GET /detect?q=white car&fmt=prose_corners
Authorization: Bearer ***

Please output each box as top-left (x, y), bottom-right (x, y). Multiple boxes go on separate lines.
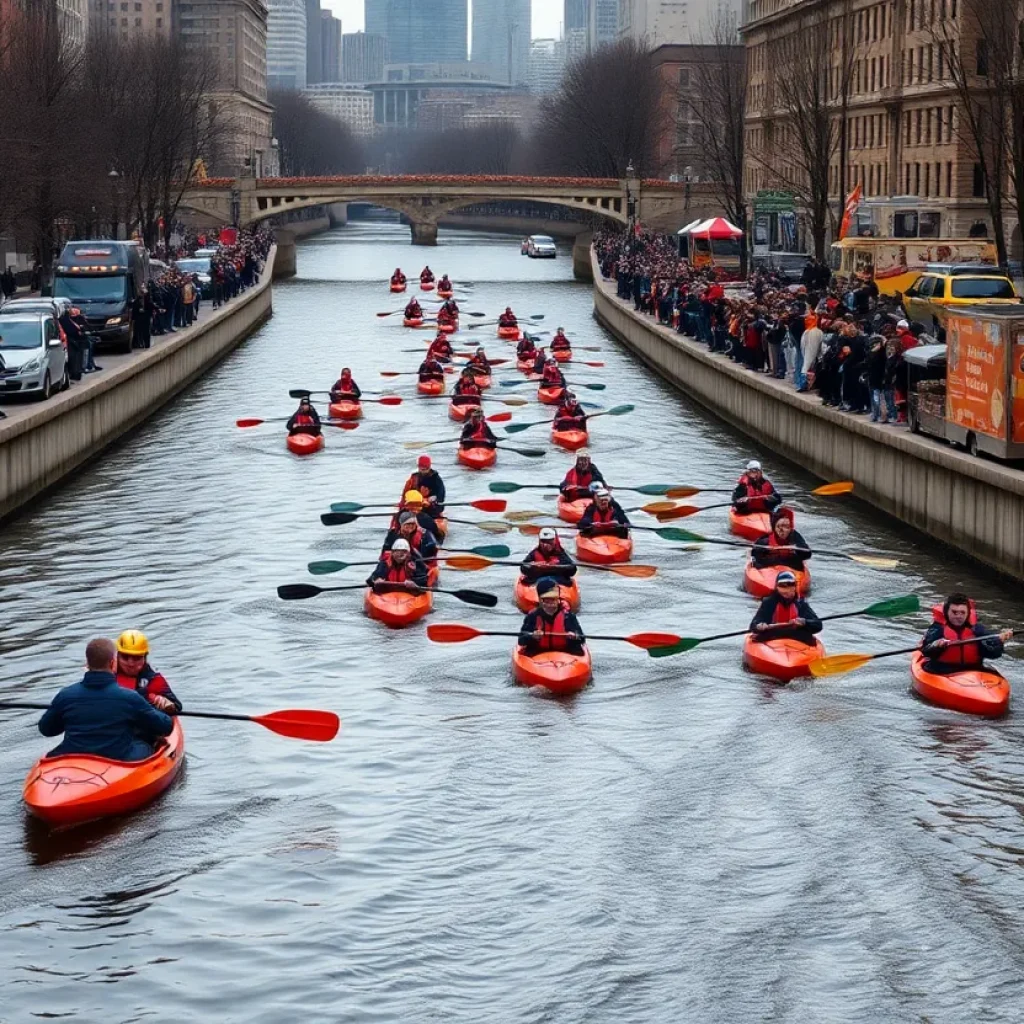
top-left (0, 311), bottom-right (69, 399)
top-left (526, 235), bottom-right (557, 259)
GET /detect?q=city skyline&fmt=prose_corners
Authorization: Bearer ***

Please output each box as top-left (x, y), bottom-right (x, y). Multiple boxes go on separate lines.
top-left (323, 0), bottom-right (561, 39)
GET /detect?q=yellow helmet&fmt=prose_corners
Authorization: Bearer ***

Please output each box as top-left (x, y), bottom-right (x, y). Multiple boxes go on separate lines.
top-left (404, 489), bottom-right (425, 505)
top-left (116, 630), bottom-right (149, 656)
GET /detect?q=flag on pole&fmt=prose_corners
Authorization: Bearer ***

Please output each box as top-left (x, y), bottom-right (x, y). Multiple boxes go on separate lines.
top-left (839, 184), bottom-right (863, 241)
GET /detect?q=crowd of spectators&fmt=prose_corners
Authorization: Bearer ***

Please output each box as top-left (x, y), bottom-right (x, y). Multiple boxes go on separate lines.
top-left (594, 227), bottom-right (926, 425)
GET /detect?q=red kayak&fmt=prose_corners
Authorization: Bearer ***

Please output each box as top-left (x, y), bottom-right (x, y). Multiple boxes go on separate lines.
top-left (512, 646), bottom-right (592, 696)
top-left (287, 433), bottom-right (324, 456)
top-left (729, 507), bottom-right (771, 541)
top-left (910, 652), bottom-right (1010, 717)
top-left (514, 575), bottom-right (581, 613)
top-left (743, 635), bottom-right (825, 683)
top-left (458, 445), bottom-right (497, 469)
top-left (417, 378), bottom-right (445, 396)
top-left (23, 720), bottom-right (185, 826)
top-left (473, 374), bottom-right (492, 390)
top-left (551, 427), bottom-right (588, 451)
top-left (552, 349), bottom-right (572, 362)
top-left (329, 399), bottom-right (362, 420)
top-left (557, 496), bottom-right (590, 523)
top-left (516, 358), bottom-right (534, 373)
top-left (538, 385), bottom-right (564, 405)
top-left (420, 280), bottom-right (435, 291)
top-left (576, 532), bottom-right (632, 564)
top-left (437, 288), bottom-right (454, 299)
top-left (498, 325), bottom-right (520, 340)
top-left (365, 587), bottom-right (433, 628)
top-left (403, 317), bottom-right (424, 328)
top-left (438, 321), bottom-right (457, 334)
top-left (390, 282), bottom-right (407, 293)
top-left (448, 400), bottom-right (481, 421)
top-left (743, 561), bottom-right (811, 599)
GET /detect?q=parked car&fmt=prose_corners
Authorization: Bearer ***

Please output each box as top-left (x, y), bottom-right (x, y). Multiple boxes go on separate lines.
top-left (174, 257), bottom-right (213, 298)
top-left (0, 296), bottom-right (72, 318)
top-left (526, 235), bottom-right (557, 259)
top-left (898, 264), bottom-right (1020, 339)
top-left (0, 311), bottom-right (69, 399)
top-left (193, 248), bottom-right (219, 259)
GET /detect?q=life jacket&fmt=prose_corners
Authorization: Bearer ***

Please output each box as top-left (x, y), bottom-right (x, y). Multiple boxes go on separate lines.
top-left (738, 474), bottom-right (775, 512)
top-left (465, 420), bottom-right (490, 441)
top-left (427, 344), bottom-right (450, 361)
top-left (536, 602), bottom-right (570, 651)
top-left (563, 467), bottom-right (596, 490)
top-left (551, 334), bottom-right (571, 351)
top-left (468, 358), bottom-right (489, 373)
top-left (517, 340), bottom-right (536, 358)
top-left (528, 544), bottom-right (565, 565)
top-left (557, 402), bottom-right (583, 420)
top-left (381, 552), bottom-right (417, 582)
top-left (931, 601), bottom-right (981, 666)
top-left (499, 314), bottom-right (517, 327)
top-left (454, 378), bottom-right (481, 396)
top-left (419, 362), bottom-right (443, 379)
top-left (771, 598), bottom-right (800, 624)
top-left (438, 309), bottom-right (455, 324)
top-left (588, 503), bottom-right (616, 524)
top-left (405, 305), bottom-right (421, 317)
top-left (116, 664), bottom-right (165, 698)
top-left (541, 366), bottom-right (563, 385)
top-left (293, 412), bottom-right (315, 427)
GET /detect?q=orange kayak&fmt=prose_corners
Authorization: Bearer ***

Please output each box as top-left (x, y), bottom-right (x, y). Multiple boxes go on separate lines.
top-left (437, 288), bottom-right (454, 299)
top-left (552, 348), bottom-right (572, 362)
top-left (538, 385), bottom-right (564, 405)
top-left (286, 433), bottom-right (324, 456)
top-left (420, 280), bottom-right (435, 291)
top-left (329, 399), bottom-right (362, 420)
top-left (438, 320), bottom-right (457, 333)
top-left (743, 635), bottom-right (824, 682)
top-left (458, 445), bottom-right (496, 469)
top-left (910, 652), bottom-right (1010, 717)
top-left (558, 496), bottom-right (590, 523)
top-left (390, 282), bottom-right (407, 293)
top-left (743, 561), bottom-right (811, 599)
top-left (417, 378), bottom-right (445, 396)
top-left (364, 586), bottom-right (433, 628)
top-left (729, 507), bottom-right (771, 541)
top-left (551, 427), bottom-right (588, 451)
top-left (430, 518), bottom-right (448, 542)
top-left (498, 325), bottom-right (520, 340)
top-left (403, 317), bottom-right (423, 328)
top-left (516, 358), bottom-right (534, 373)
top-left (576, 532), bottom-right (632, 564)
top-left (512, 646), bottom-right (592, 696)
top-left (23, 720), bottom-right (185, 826)
top-left (514, 575), bottom-right (581, 613)
top-left (473, 374), bottom-right (492, 390)
top-left (448, 399), bottom-right (480, 421)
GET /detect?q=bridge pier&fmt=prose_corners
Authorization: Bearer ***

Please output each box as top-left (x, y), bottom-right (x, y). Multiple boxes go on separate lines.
top-left (410, 220), bottom-right (438, 246)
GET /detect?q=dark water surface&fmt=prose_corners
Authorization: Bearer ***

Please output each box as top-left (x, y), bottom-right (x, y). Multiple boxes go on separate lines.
top-left (2, 224), bottom-right (1023, 1023)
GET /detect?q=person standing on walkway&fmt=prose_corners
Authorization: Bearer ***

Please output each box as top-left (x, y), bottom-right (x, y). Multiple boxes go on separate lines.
top-left (797, 316), bottom-right (823, 393)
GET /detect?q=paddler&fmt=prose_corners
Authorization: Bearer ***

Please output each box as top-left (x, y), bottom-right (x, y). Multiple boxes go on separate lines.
top-left (920, 593), bottom-right (1013, 674)
top-left (393, 490), bottom-right (443, 538)
top-left (426, 333), bottom-right (454, 363)
top-left (550, 327), bottom-right (571, 353)
top-left (438, 274), bottom-right (453, 292)
top-left (452, 366), bottom-right (483, 406)
top-left (417, 355), bottom-right (446, 383)
top-left (749, 571), bottom-right (822, 646)
top-left (402, 455), bottom-right (446, 515)
top-left (553, 390), bottom-right (587, 431)
top-left (391, 268), bottom-right (407, 285)
top-left (531, 347), bottom-right (549, 374)
top-left (115, 631), bottom-right (182, 713)
top-left (540, 357), bottom-right (567, 389)
top-left (517, 335), bottom-right (537, 362)
top-left (437, 304), bottom-right (457, 330)
top-left (441, 297), bottom-right (460, 317)
top-left (466, 346), bottom-right (491, 375)
top-left (420, 265), bottom-right (435, 283)
top-left (460, 406), bottom-right (498, 449)
top-left (498, 307), bottom-right (518, 328)
top-left (578, 486), bottom-right (630, 536)
top-left (732, 459), bottom-right (781, 514)
top-left (381, 509), bottom-right (439, 564)
top-left (517, 577), bottom-right (586, 656)
top-left (751, 507), bottom-right (811, 571)
top-left (404, 297), bottom-right (423, 319)
top-left (330, 367), bottom-right (361, 400)
top-left (367, 538), bottom-right (429, 591)
top-left (520, 527), bottom-right (577, 583)
top-left (287, 397), bottom-right (322, 437)
top-left (37, 637), bottom-right (174, 762)
top-left (559, 449), bottom-right (606, 501)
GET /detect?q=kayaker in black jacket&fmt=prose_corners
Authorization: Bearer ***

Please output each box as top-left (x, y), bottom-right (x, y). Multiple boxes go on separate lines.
top-left (287, 398), bottom-right (322, 436)
top-left (460, 408), bottom-right (498, 449)
top-left (921, 593), bottom-right (1013, 674)
top-left (732, 459), bottom-right (781, 514)
top-left (381, 511), bottom-right (439, 563)
top-left (751, 507), bottom-right (811, 570)
top-left (402, 456), bottom-right (446, 514)
top-left (330, 368), bottom-right (361, 400)
top-left (749, 572), bottom-right (822, 647)
top-left (578, 488), bottom-right (630, 536)
top-left (518, 577), bottom-right (586, 656)
top-left (520, 528), bottom-right (577, 582)
top-left (367, 539), bottom-right (429, 590)
top-left (559, 450), bottom-right (605, 501)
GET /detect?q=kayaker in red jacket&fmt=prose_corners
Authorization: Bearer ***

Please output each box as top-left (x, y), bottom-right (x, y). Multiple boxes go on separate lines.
top-left (751, 507), bottom-right (811, 570)
top-left (441, 297), bottom-right (460, 317)
top-left (418, 357), bottom-right (445, 382)
top-left (541, 359), bottom-right (566, 388)
top-left (921, 594), bottom-right (1013, 674)
top-left (551, 328), bottom-right (571, 352)
top-left (404, 298), bottom-right (423, 319)
top-left (391, 268), bottom-right (407, 285)
top-left (402, 456), bottom-right (446, 514)
top-left (466, 347), bottom-right (491, 374)
top-left (460, 407), bottom-right (498, 448)
top-left (330, 367), bottom-right (361, 400)
top-left (437, 307), bottom-right (456, 328)
top-left (578, 487), bottom-right (630, 536)
top-left (287, 398), bottom-right (322, 436)
top-left (517, 335), bottom-right (537, 361)
top-left (420, 266), bottom-right (435, 283)
top-left (553, 391), bottom-right (587, 431)
top-left (560, 450), bottom-right (606, 501)
top-left (749, 572), bottom-right (822, 646)
top-left (439, 274), bottom-right (452, 290)
top-left (381, 511), bottom-right (439, 564)
top-left (452, 367), bottom-right (483, 406)
top-left (427, 335), bottom-right (453, 363)
top-left (367, 539), bottom-right (429, 590)
top-left (115, 631), bottom-right (182, 713)
top-left (521, 528), bottom-right (577, 583)
top-left (731, 459), bottom-right (781, 514)
top-left (499, 307), bottom-right (518, 328)
top-left (518, 577), bottom-right (586, 656)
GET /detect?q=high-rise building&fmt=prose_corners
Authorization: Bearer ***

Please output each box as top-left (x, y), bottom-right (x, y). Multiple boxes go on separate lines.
top-left (88, 0), bottom-right (170, 39)
top-left (528, 38), bottom-right (565, 95)
top-left (619, 0), bottom-right (742, 45)
top-left (588, 0), bottom-right (618, 50)
top-left (471, 0), bottom-right (529, 86)
top-left (564, 0), bottom-right (588, 32)
top-left (342, 30), bottom-right (386, 83)
top-left (320, 10), bottom-right (341, 81)
top-left (267, 0), bottom-right (306, 89)
top-left (56, 0), bottom-right (88, 44)
top-left (304, 0), bottom-right (321, 84)
top-left (302, 83), bottom-right (374, 134)
top-left (365, 0), bottom-right (466, 65)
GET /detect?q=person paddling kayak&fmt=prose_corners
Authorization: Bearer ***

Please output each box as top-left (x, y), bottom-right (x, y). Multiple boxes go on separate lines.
top-left (518, 577), bottom-right (586, 656)
top-left (404, 297), bottom-right (423, 319)
top-left (460, 407), bottom-right (498, 449)
top-left (579, 487), bottom-right (630, 536)
top-left (466, 347), bottom-right (491, 375)
top-left (287, 398), bottom-right (322, 437)
top-left (531, 348), bottom-right (549, 374)
top-left (437, 305), bottom-right (458, 330)
top-left (367, 538), bottom-right (429, 591)
top-left (417, 356), bottom-right (446, 383)
top-left (402, 455), bottom-right (446, 515)
top-left (749, 571), bottom-right (822, 646)
top-left (553, 391), bottom-right (587, 431)
top-left (391, 268), bottom-right (407, 286)
top-left (427, 334), bottom-right (454, 363)
top-left (521, 528), bottom-right (577, 582)
top-left (115, 631), bottom-right (181, 713)
top-left (420, 266), bottom-right (435, 284)
top-left (732, 459), bottom-right (781, 514)
top-left (751, 507), bottom-right (811, 570)
top-left (441, 297), bottom-right (460, 318)
top-left (438, 274), bottom-right (453, 292)
top-left (559, 450), bottom-right (606, 501)
top-left (37, 638), bottom-right (174, 762)
top-left (517, 335), bottom-right (537, 361)
top-left (382, 509), bottom-right (439, 563)
top-left (330, 367), bottom-right (361, 400)
top-left (921, 594), bottom-right (1013, 674)
top-left (540, 358), bottom-right (567, 388)
top-left (452, 367), bottom-right (483, 406)
top-left (498, 307), bottom-right (518, 328)
top-left (551, 328), bottom-right (571, 353)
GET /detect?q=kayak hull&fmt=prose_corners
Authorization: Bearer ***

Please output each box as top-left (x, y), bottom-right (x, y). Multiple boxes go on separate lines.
top-left (910, 652), bottom-right (1010, 717)
top-left (438, 321), bottom-right (457, 334)
top-left (431, 518), bottom-right (449, 542)
top-left (403, 317), bottom-right (424, 328)
top-left (558, 496), bottom-right (590, 523)
top-left (514, 575), bottom-right (581, 613)
top-left (576, 533), bottom-right (633, 564)
top-left (743, 635), bottom-right (825, 683)
top-left (437, 289), bottom-right (454, 299)
top-left (329, 400), bottom-right (362, 420)
top-left (420, 281), bottom-right (435, 291)
top-left (23, 720), bottom-right (185, 827)
top-left (552, 349), bottom-right (572, 362)
top-left (473, 374), bottom-right (492, 390)
top-left (552, 427), bottom-right (589, 451)
top-left (417, 379), bottom-right (445, 396)
top-left (512, 646), bottom-right (592, 696)
top-left (538, 385), bottom-right (564, 405)
top-left (448, 400), bottom-right (480, 421)
top-left (729, 508), bottom-right (772, 542)
top-left (498, 326), bottom-right (520, 340)
top-left (743, 561), bottom-right (811, 599)
top-left (287, 433), bottom-right (324, 456)
top-left (458, 445), bottom-right (496, 470)
top-left (364, 588), bottom-right (433, 628)
top-left (390, 282), bottom-right (406, 293)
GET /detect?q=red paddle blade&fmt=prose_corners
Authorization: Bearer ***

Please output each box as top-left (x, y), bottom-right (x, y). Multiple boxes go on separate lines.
top-left (470, 498), bottom-right (507, 512)
top-left (252, 709), bottom-right (341, 741)
top-left (427, 623), bottom-right (482, 643)
top-left (486, 412), bottom-right (512, 422)
top-left (236, 418), bottom-right (264, 428)
top-left (627, 632), bottom-right (683, 649)
top-left (379, 395), bottom-right (403, 405)
top-left (583, 361), bottom-right (605, 367)
top-left (380, 371), bottom-right (401, 377)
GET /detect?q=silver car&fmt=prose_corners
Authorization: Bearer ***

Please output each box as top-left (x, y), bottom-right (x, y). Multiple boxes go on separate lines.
top-left (527, 235), bottom-right (557, 259)
top-left (0, 312), bottom-right (69, 399)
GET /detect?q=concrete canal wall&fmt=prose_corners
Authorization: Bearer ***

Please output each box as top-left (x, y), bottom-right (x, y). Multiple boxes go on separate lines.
top-left (591, 250), bottom-right (1024, 581)
top-left (0, 248), bottom-right (275, 522)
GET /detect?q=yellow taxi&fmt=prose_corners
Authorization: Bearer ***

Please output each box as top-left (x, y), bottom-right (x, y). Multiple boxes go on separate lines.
top-left (900, 264), bottom-right (1020, 336)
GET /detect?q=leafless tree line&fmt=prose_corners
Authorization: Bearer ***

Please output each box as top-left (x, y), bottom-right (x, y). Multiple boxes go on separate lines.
top-left (269, 90), bottom-right (364, 177)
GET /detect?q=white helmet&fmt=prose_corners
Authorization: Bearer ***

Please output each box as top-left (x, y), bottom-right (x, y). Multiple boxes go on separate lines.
top-left (746, 460), bottom-right (762, 471)
top-left (539, 527), bottom-right (557, 541)
top-left (392, 539), bottom-right (411, 552)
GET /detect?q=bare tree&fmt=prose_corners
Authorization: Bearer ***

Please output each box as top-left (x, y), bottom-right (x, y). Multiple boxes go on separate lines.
top-left (683, 8), bottom-right (748, 273)
top-left (271, 90), bottom-right (365, 177)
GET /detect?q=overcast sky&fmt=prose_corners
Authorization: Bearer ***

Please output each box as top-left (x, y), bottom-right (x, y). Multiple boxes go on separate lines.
top-left (323, 0), bottom-right (564, 40)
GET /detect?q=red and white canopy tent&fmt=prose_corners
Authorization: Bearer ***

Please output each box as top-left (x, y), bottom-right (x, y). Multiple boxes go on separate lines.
top-left (685, 217), bottom-right (744, 240)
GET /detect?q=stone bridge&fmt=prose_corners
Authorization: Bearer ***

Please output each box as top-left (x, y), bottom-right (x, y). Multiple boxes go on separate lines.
top-left (182, 174), bottom-right (720, 245)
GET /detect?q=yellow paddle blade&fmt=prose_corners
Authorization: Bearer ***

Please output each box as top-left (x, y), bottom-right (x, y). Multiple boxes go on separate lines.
top-left (813, 481), bottom-right (854, 496)
top-left (503, 510), bottom-right (548, 522)
top-left (848, 554), bottom-right (901, 570)
top-left (402, 441), bottom-right (433, 450)
top-left (607, 564), bottom-right (658, 578)
top-left (808, 652), bottom-right (874, 678)
top-left (640, 501), bottom-right (678, 514)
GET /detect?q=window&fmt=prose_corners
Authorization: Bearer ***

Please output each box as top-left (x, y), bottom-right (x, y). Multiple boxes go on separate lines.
top-left (931, 277), bottom-right (946, 298)
top-left (952, 279), bottom-right (1015, 299)
top-left (973, 163), bottom-right (986, 197)
top-left (977, 41), bottom-right (989, 76)
top-left (679, 68), bottom-right (690, 89)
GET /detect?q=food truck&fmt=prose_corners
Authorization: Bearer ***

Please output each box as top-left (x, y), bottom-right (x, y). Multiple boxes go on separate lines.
top-left (905, 306), bottom-right (1024, 460)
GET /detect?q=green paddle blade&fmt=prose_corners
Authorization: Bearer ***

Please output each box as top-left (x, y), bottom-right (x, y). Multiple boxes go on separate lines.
top-left (581, 383), bottom-right (606, 390)
top-left (633, 484), bottom-right (674, 495)
top-left (647, 639), bottom-right (701, 658)
top-left (606, 404), bottom-right (635, 415)
top-left (330, 502), bottom-right (365, 513)
top-left (308, 560), bottom-right (350, 575)
top-left (488, 481), bottom-right (523, 493)
top-left (655, 527), bottom-right (701, 542)
top-left (864, 595), bottom-right (920, 617)
top-left (468, 544), bottom-right (511, 559)
top-left (504, 422), bottom-right (536, 434)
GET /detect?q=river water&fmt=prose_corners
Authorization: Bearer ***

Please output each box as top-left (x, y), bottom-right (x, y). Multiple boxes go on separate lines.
top-left (1, 223), bottom-right (1023, 1024)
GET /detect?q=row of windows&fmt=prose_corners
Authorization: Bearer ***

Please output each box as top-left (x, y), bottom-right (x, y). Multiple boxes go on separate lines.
top-left (108, 15), bottom-right (161, 26)
top-left (852, 2), bottom-right (890, 45)
top-left (903, 105), bottom-right (956, 147)
top-left (850, 113), bottom-right (888, 150)
top-left (907, 0), bottom-right (957, 31)
top-left (851, 53), bottom-right (890, 94)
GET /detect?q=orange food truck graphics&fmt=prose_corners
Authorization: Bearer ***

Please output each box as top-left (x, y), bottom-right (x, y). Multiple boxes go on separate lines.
top-left (1014, 334), bottom-right (1024, 444)
top-left (945, 315), bottom-right (1007, 439)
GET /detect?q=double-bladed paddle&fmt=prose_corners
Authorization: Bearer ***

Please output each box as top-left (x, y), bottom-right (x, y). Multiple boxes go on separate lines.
top-left (236, 418), bottom-right (360, 430)
top-left (320, 511), bottom-right (512, 533)
top-left (426, 624), bottom-right (682, 648)
top-left (442, 555), bottom-right (658, 578)
top-left (505, 404), bottom-right (634, 434)
top-left (329, 499), bottom-right (506, 514)
top-left (809, 632), bottom-right (1016, 678)
top-left (289, 389), bottom-right (395, 399)
top-left (489, 482), bottom-right (700, 496)
top-left (307, 544), bottom-right (512, 574)
top-left (277, 583), bottom-right (498, 608)
top-left (499, 379), bottom-right (606, 391)
top-left (655, 481), bottom-right (856, 521)
top-left (467, 314), bottom-right (545, 330)
top-left (503, 501), bottom-right (677, 521)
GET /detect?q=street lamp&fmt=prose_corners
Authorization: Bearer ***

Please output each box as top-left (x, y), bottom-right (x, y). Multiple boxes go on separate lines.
top-left (108, 168), bottom-right (120, 239)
